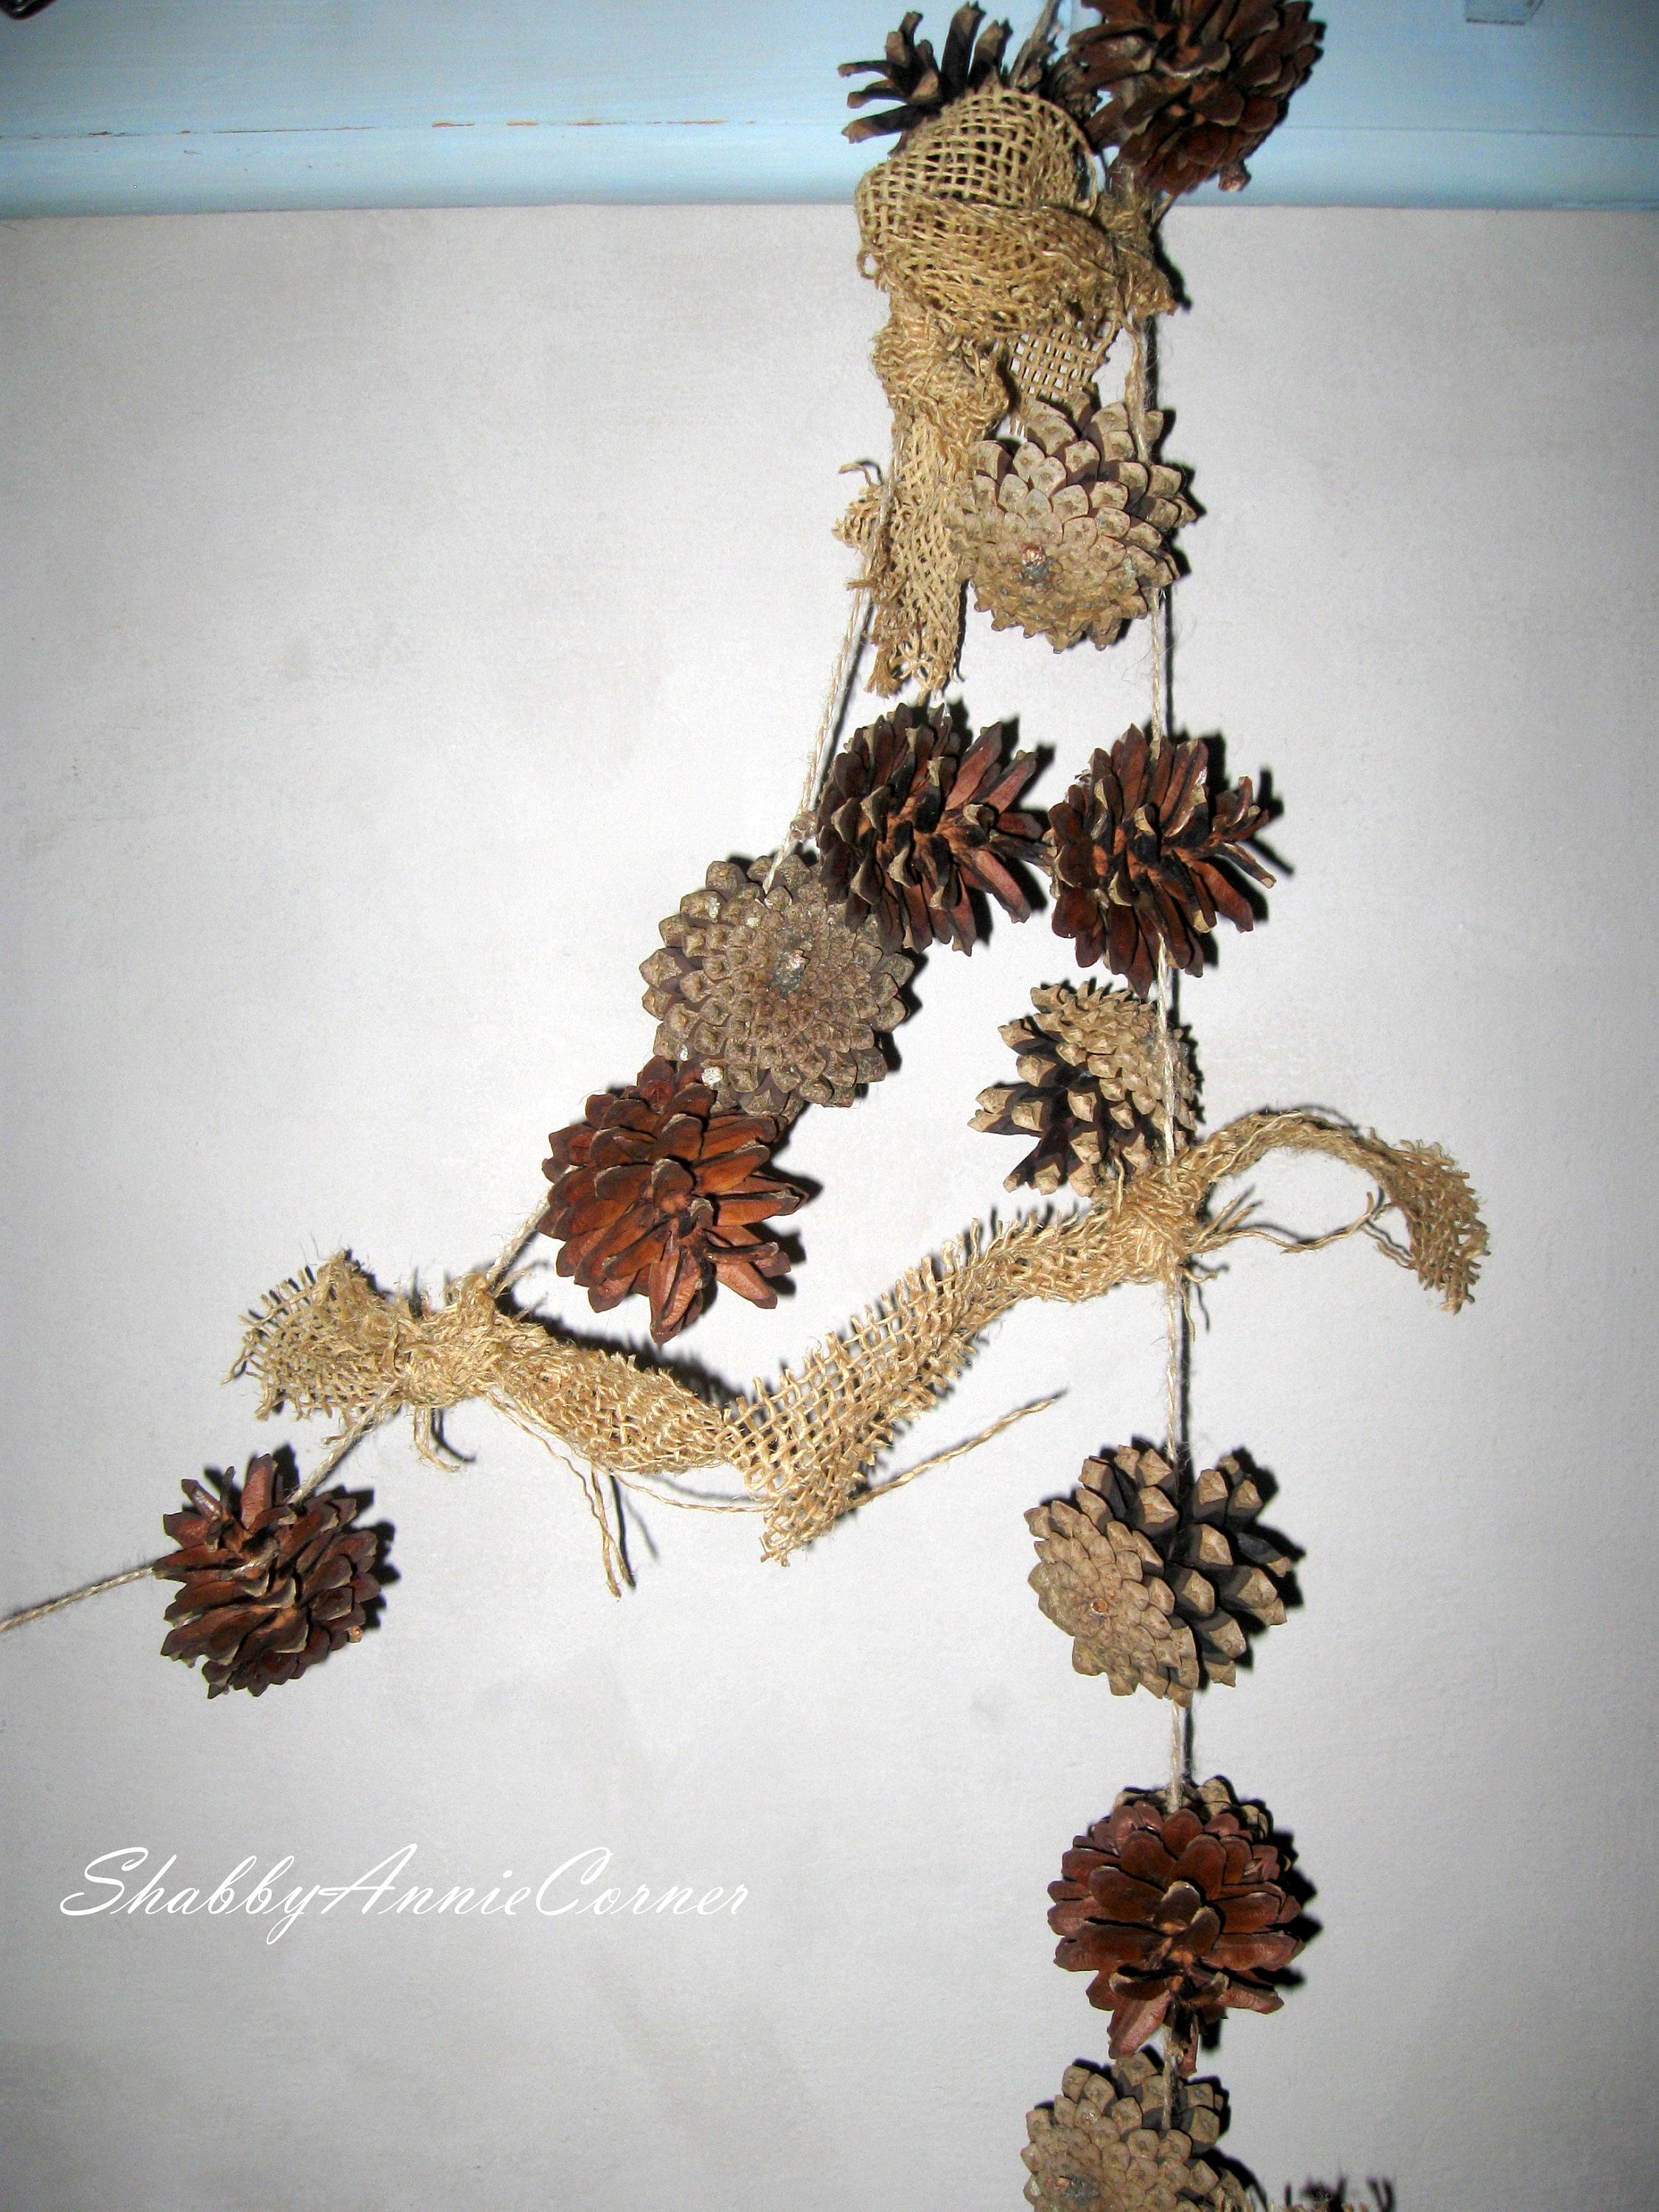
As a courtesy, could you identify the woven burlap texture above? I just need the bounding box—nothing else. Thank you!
[843,83,1172,697]
[237,1113,1484,1568]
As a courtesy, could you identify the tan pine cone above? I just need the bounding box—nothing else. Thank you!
[640,854,912,1123]
[540,1057,804,1343]
[1027,1446,1295,1700]
[839,7,1013,144]
[953,397,1194,652]
[156,1455,381,1697]
[1048,1778,1303,2073]
[973,980,1197,1195]
[1047,726,1273,997]
[813,703,1045,955]
[1067,1,1323,196]
[1023,2053,1245,2212]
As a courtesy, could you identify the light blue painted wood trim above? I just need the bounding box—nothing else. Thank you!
[2,0,1655,217]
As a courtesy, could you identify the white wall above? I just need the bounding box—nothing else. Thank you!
[1,202,1655,2212]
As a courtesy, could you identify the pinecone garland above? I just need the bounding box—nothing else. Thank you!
[640,854,912,1122]
[954,397,1194,652]
[813,704,1045,955]
[1067,1,1324,196]
[840,7,1013,144]
[1047,726,1273,996]
[156,1455,381,1697]
[1029,1445,1295,1699]
[1048,1778,1304,2072]
[1023,2053,1245,2212]
[973,981,1197,1195]
[541,1057,804,1344]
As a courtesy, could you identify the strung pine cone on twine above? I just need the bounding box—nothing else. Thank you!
[1049,1778,1303,2072]
[541,1057,804,1344]
[1027,1445,1294,1699]
[641,853,912,1121]
[813,703,1044,954]
[843,80,1172,694]
[954,394,1194,651]
[974,980,1197,1195]
[1024,2053,1245,2212]
[156,1454,380,1697]
[840,5,1014,144]
[1048,726,1272,995]
[1067,1,1324,195]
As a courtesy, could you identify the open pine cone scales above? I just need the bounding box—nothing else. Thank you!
[1029,1444,1295,1699]
[541,1057,804,1343]
[815,703,1044,955]
[974,980,1197,1195]
[156,1454,380,1697]
[1068,1,1323,195]
[840,6,1014,143]
[954,397,1194,652]
[1048,726,1272,995]
[1049,1778,1304,2072]
[641,854,912,1122]
[1024,2053,1243,2212]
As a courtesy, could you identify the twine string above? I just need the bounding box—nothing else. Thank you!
[765,556,877,888]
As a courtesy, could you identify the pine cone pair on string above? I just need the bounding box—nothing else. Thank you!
[973,980,1197,1197]
[1049,1779,1304,2073]
[541,1057,804,1344]
[641,854,912,1122]
[1028,1446,1294,1700]
[1048,726,1272,995]
[1023,2054,1244,2212]
[156,1454,381,1697]
[954,397,1194,652]
[814,703,1046,955]
[1067,1,1324,196]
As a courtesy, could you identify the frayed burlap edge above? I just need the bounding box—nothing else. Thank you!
[235,1113,1484,1569]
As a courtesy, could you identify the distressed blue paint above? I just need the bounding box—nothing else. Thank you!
[1,0,1655,217]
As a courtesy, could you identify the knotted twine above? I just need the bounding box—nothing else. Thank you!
[838,83,1172,698]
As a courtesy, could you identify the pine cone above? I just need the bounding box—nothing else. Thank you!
[1023,2053,1243,2212]
[973,981,1197,1195]
[1048,1778,1303,2072]
[840,7,1012,143]
[954,397,1194,652]
[1029,1445,1295,1699]
[541,1057,804,1343]
[640,854,912,1122]
[156,1455,381,1697]
[1047,726,1272,996]
[1067,1,1323,195]
[814,704,1045,955]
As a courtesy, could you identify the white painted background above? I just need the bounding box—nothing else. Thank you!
[1,202,1655,2211]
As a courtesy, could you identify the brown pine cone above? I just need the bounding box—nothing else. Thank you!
[1048,1778,1303,2073]
[973,981,1197,1196]
[640,854,912,1123]
[1047,726,1272,996]
[1029,1445,1295,1699]
[814,703,1045,955]
[156,1455,381,1697]
[541,1057,804,1343]
[839,7,1013,144]
[954,397,1194,652]
[1023,2053,1244,2212]
[1067,1,1323,195]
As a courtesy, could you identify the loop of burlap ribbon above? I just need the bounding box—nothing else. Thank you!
[236,1113,1485,1570]
[841,84,1174,697]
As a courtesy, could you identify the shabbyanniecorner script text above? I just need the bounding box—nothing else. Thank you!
[60,1846,747,1946]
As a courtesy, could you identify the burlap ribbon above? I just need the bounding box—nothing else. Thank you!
[841,84,1173,697]
[237,1113,1484,1568]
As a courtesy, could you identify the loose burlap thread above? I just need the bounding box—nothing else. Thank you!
[841,84,1172,696]
[235,1113,1485,1569]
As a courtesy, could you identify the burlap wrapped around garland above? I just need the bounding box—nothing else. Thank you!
[838,82,1172,697]
[237,1113,1484,1571]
